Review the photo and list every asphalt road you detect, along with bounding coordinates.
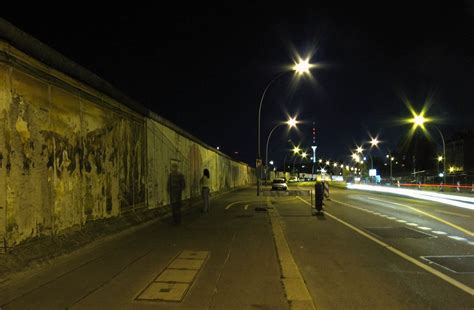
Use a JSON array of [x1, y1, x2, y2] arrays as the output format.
[[0, 186, 472, 309], [281, 185, 473, 309]]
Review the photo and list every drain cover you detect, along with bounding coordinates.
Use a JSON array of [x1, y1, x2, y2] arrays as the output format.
[[421, 255, 474, 274], [365, 227, 434, 239]]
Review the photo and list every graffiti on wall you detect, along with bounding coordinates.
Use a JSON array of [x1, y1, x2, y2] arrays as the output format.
[[1, 68, 145, 246]]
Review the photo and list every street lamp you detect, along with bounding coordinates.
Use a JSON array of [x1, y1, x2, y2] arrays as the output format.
[[386, 153, 394, 184], [292, 149, 307, 174], [265, 117, 298, 184], [409, 112, 446, 185], [283, 144, 300, 174], [256, 58, 313, 195]]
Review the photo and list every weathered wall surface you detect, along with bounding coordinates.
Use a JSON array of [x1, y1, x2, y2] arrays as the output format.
[[146, 118, 253, 209], [0, 46, 146, 247], [0, 42, 254, 248]]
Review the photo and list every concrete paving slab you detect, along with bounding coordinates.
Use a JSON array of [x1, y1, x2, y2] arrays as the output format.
[[155, 268, 198, 283], [178, 250, 209, 260], [168, 258, 204, 270], [137, 282, 189, 301]]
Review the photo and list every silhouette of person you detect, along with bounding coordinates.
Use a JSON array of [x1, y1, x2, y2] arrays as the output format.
[[200, 168, 210, 212], [167, 163, 186, 225]]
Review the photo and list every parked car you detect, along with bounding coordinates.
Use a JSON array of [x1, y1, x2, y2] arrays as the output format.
[[271, 178, 288, 191], [287, 176, 299, 183]]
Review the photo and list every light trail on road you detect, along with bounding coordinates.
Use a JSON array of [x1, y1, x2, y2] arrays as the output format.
[[346, 184, 474, 210]]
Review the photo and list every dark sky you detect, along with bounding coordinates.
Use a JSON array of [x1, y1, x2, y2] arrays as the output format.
[[3, 3, 474, 167]]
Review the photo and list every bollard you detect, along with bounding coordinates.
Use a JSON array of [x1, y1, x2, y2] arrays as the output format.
[[323, 181, 330, 201], [397, 180, 400, 188], [456, 181, 460, 192], [314, 181, 323, 213]]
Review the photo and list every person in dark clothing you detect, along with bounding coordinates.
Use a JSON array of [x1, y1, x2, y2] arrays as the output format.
[[167, 163, 186, 225]]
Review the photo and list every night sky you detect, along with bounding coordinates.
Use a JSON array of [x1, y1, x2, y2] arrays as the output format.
[[3, 3, 474, 168]]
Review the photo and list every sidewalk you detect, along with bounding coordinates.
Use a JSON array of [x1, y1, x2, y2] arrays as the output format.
[[0, 187, 289, 309]]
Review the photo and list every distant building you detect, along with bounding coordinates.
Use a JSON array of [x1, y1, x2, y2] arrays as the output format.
[[445, 129, 474, 172]]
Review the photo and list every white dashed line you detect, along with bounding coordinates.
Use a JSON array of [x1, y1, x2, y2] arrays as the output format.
[[406, 223, 418, 227], [418, 227, 432, 231], [396, 220, 407, 223], [448, 236, 468, 241], [432, 231, 448, 235], [388, 217, 397, 220]]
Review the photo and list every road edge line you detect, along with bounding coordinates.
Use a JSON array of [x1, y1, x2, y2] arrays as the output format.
[[298, 197, 474, 296]]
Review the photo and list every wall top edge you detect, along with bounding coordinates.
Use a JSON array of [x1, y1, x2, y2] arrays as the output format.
[[0, 18, 252, 169]]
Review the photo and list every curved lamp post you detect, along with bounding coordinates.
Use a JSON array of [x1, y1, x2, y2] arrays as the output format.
[[256, 58, 313, 195], [284, 145, 301, 175], [265, 117, 298, 177], [410, 113, 446, 185]]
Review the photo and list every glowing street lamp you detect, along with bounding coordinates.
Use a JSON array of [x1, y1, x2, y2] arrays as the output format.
[[283, 143, 300, 175], [265, 116, 299, 184], [370, 137, 380, 148], [408, 112, 446, 184], [292, 148, 307, 174], [257, 58, 314, 195]]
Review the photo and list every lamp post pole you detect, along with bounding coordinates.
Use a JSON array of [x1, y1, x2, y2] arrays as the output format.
[[265, 124, 282, 185], [257, 72, 287, 196], [433, 125, 446, 185], [386, 150, 393, 184], [256, 58, 313, 195]]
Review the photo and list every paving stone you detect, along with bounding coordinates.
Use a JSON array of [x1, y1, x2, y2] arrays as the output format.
[[168, 258, 205, 270], [155, 268, 198, 283], [137, 282, 189, 301], [178, 250, 209, 260]]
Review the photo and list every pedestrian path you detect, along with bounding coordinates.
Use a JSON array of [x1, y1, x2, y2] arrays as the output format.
[[136, 250, 209, 302]]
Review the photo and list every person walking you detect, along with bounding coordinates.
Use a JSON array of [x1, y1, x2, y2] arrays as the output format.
[[200, 168, 211, 212], [167, 163, 186, 225]]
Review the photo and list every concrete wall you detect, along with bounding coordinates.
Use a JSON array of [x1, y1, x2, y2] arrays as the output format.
[[146, 116, 253, 209], [0, 41, 254, 248]]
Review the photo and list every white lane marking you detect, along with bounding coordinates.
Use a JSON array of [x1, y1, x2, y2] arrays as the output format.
[[365, 197, 474, 237], [406, 223, 419, 227], [468, 242, 474, 246], [396, 220, 407, 223], [297, 197, 474, 296], [432, 231, 448, 235], [225, 200, 261, 210], [244, 204, 249, 210], [435, 209, 472, 218], [418, 227, 432, 231], [388, 217, 397, 220], [448, 236, 468, 241]]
